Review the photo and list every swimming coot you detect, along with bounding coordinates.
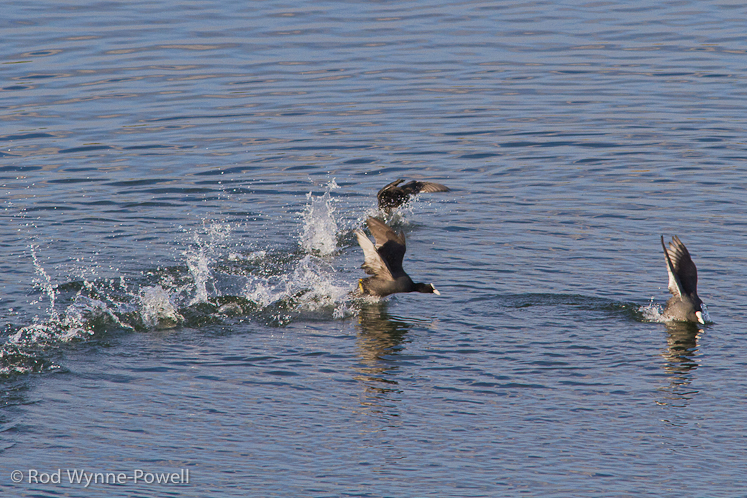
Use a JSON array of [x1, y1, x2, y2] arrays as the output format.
[[661, 235, 705, 324]]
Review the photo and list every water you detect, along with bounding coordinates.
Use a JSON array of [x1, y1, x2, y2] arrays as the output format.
[[2, 0, 747, 495]]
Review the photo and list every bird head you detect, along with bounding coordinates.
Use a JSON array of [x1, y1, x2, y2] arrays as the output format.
[[415, 283, 440, 295]]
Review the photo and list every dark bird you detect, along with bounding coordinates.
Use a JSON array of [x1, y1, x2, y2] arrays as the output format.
[[661, 235, 705, 324], [354, 217, 440, 297], [377, 179, 450, 211]]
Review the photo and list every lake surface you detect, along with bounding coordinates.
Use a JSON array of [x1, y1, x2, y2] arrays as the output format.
[[2, 0, 747, 496]]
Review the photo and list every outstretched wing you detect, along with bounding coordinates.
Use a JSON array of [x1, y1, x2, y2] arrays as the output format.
[[662, 235, 698, 298], [366, 217, 406, 248], [365, 217, 407, 274], [355, 229, 393, 280], [401, 181, 450, 195]]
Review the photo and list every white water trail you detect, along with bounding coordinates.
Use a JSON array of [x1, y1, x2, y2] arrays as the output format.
[[242, 255, 353, 319], [240, 182, 357, 320]]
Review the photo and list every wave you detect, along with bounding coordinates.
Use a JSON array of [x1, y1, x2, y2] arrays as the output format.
[[461, 292, 692, 324]]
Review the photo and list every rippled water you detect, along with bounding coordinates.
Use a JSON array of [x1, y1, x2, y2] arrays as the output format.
[[3, 0, 747, 496]]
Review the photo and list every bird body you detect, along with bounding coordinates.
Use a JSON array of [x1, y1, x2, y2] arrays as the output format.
[[377, 179, 450, 211], [354, 217, 439, 297], [661, 235, 704, 324]]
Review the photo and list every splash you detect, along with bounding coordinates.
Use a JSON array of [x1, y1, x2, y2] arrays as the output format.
[[2, 282, 138, 375], [30, 245, 58, 322], [186, 248, 211, 305], [300, 179, 340, 256], [139, 285, 183, 329], [185, 222, 232, 305], [700, 303, 711, 323], [2, 204, 364, 376], [229, 250, 266, 262], [0, 343, 59, 376], [8, 284, 135, 346], [640, 298, 665, 322], [242, 254, 354, 324], [362, 189, 422, 227], [639, 298, 711, 324]]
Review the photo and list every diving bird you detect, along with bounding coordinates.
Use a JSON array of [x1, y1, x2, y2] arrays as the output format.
[[354, 217, 440, 297], [661, 235, 705, 324], [377, 179, 450, 211]]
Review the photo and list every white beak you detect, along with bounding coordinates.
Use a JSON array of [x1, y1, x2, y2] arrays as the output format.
[[431, 285, 440, 295], [695, 311, 704, 324]]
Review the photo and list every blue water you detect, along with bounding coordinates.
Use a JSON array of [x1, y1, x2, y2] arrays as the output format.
[[3, 0, 747, 496]]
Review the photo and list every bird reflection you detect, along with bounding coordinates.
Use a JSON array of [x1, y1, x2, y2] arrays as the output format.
[[353, 301, 412, 402], [657, 321, 703, 409]]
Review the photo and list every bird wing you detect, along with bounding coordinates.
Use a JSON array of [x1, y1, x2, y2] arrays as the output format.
[[402, 181, 450, 195], [355, 228, 393, 280], [377, 239, 407, 275], [669, 235, 698, 295], [366, 217, 406, 248], [662, 235, 698, 298], [365, 217, 407, 274]]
